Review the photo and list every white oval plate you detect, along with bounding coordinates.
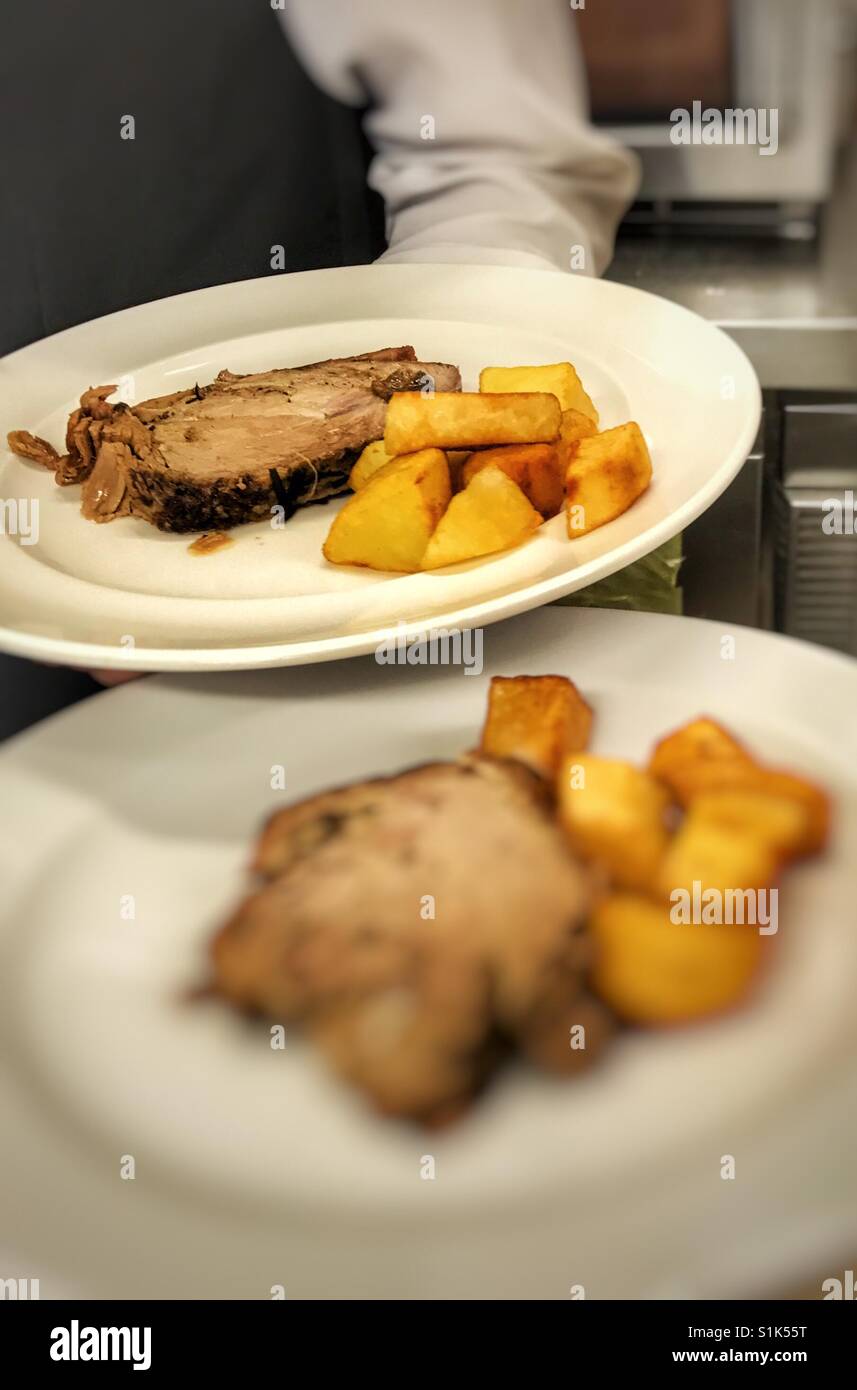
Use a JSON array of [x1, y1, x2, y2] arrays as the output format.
[[0, 264, 760, 671], [0, 609, 855, 1299]]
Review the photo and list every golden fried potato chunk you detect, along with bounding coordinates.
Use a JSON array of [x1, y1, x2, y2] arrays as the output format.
[[591, 893, 765, 1025], [480, 363, 599, 424], [556, 754, 672, 892], [348, 439, 394, 491], [323, 448, 450, 572], [648, 717, 753, 803], [385, 391, 561, 454], [479, 675, 594, 779], [654, 809, 780, 902], [690, 789, 822, 864], [565, 421, 652, 538], [461, 443, 565, 518], [648, 719, 830, 855], [420, 465, 541, 570], [559, 408, 599, 447]]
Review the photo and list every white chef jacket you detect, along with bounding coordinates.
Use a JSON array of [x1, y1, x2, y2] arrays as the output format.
[[280, 0, 640, 275]]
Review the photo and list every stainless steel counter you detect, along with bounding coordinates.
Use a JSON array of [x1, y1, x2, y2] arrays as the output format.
[[607, 143, 857, 388], [606, 141, 857, 640]]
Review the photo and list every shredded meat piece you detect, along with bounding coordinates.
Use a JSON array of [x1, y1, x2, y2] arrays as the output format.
[[7, 430, 61, 468]]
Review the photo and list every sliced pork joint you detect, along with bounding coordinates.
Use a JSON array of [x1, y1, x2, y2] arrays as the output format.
[[209, 755, 597, 1120], [9, 349, 461, 532]]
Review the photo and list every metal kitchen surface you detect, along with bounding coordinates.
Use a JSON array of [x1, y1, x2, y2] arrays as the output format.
[[608, 141, 857, 388], [608, 143, 857, 655]]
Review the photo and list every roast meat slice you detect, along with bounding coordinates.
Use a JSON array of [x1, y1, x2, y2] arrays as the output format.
[[7, 347, 461, 532], [209, 756, 599, 1119]]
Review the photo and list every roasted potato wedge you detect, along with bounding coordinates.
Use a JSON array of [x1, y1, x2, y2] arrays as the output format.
[[648, 718, 754, 804], [678, 765, 830, 856], [323, 448, 450, 572], [480, 363, 599, 424], [565, 421, 652, 538], [461, 443, 565, 518], [349, 439, 394, 491], [649, 719, 830, 855], [690, 788, 821, 864], [591, 893, 764, 1025], [556, 754, 672, 892], [560, 408, 599, 447], [655, 810, 780, 903], [385, 391, 561, 455], [479, 675, 594, 779], [421, 466, 541, 570]]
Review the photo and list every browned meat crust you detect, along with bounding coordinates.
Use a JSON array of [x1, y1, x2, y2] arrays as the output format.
[[209, 756, 602, 1121]]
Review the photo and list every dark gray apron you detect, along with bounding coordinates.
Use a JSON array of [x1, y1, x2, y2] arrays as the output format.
[[0, 0, 385, 355], [0, 0, 386, 732]]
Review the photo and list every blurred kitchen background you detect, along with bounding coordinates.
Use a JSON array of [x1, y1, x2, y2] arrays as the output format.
[[575, 0, 857, 656]]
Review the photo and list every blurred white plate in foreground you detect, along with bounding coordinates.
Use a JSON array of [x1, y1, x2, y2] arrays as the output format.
[[0, 264, 759, 670], [0, 608, 854, 1299]]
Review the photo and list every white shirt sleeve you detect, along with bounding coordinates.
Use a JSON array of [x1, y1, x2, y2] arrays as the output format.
[[279, 0, 640, 276]]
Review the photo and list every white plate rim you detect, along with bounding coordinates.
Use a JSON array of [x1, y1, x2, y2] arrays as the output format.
[[0, 265, 761, 671]]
